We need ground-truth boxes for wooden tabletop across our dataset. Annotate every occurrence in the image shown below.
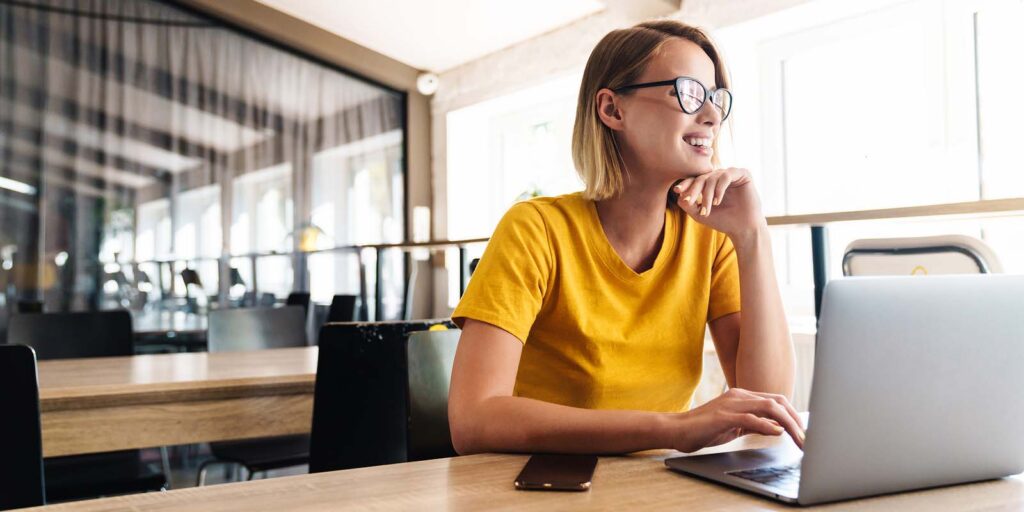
[30,433,1024,511]
[38,347,317,457]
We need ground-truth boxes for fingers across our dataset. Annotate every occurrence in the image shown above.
[672,169,739,217]
[673,178,702,216]
[711,175,731,209]
[745,397,804,449]
[732,413,786,438]
[751,391,805,431]
[699,176,718,217]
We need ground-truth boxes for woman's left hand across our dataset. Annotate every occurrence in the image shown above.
[672,168,766,238]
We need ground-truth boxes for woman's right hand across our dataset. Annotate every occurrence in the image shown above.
[669,388,805,453]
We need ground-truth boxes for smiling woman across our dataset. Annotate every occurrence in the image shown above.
[447,20,802,457]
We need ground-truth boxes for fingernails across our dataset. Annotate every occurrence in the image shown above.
[700,207,708,216]
[798,431,806,442]
[713,197,721,206]
[773,425,785,434]
[682,195,691,203]
[673,185,682,193]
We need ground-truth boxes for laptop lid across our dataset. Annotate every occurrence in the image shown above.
[798,274,1024,505]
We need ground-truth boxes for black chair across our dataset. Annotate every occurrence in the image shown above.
[0,345,45,510]
[15,299,44,314]
[286,292,311,317]
[326,294,358,323]
[308,319,458,473]
[6,310,167,502]
[198,306,310,485]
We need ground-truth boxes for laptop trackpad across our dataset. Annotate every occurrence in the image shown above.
[665,443,804,498]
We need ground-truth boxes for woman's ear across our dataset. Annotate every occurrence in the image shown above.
[595,88,625,131]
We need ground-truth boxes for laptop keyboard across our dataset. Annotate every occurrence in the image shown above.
[727,462,801,492]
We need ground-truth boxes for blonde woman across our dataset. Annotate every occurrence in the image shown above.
[448,20,804,455]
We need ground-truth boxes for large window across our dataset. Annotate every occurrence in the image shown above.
[706,0,1024,321]
[0,0,406,319]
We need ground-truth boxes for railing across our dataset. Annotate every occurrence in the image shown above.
[767,198,1024,318]
[126,198,1024,321]
[131,238,490,321]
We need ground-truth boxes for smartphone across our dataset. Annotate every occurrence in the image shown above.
[513,454,598,491]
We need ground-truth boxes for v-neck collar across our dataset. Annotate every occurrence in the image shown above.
[586,198,679,283]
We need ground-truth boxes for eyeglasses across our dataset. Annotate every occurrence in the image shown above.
[614,76,732,121]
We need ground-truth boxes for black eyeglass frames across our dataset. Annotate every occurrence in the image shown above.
[614,76,732,121]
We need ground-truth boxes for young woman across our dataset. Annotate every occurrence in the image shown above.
[448,20,803,455]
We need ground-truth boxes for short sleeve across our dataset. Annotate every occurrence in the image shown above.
[451,202,552,343]
[707,231,741,322]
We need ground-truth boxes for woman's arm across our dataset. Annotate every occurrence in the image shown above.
[730,224,796,397]
[676,168,796,400]
[708,225,796,398]
[449,318,805,455]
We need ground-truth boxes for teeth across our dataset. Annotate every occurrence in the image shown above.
[685,137,710,147]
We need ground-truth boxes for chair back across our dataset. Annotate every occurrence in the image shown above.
[326,294,358,323]
[308,319,455,473]
[406,329,460,460]
[0,345,45,509]
[286,292,311,316]
[8,310,133,360]
[843,235,1003,276]
[207,306,307,352]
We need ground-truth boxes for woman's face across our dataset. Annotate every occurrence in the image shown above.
[608,38,724,183]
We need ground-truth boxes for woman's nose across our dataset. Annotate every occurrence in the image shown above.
[695,99,722,126]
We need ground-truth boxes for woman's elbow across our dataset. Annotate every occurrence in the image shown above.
[449,404,484,455]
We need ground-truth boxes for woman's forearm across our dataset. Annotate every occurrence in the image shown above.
[730,222,796,397]
[452,395,674,455]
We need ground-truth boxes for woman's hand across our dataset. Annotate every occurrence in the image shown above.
[672,168,765,238]
[669,388,805,453]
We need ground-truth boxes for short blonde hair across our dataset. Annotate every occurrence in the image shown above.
[571,20,730,201]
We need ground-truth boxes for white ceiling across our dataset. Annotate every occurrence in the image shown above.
[255,0,607,73]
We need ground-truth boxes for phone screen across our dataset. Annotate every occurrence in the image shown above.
[514,454,598,491]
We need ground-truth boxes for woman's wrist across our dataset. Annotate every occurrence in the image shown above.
[728,221,770,254]
[649,411,687,450]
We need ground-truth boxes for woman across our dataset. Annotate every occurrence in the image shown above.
[448,19,803,455]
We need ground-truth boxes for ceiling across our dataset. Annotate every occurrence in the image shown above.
[254,0,608,73]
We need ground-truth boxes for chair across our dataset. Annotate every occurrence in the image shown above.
[286,292,311,316]
[6,310,168,502]
[308,320,458,473]
[198,306,309,485]
[15,299,44,314]
[0,345,45,510]
[842,235,1003,276]
[326,294,358,323]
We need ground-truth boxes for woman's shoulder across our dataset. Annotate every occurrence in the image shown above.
[500,192,589,228]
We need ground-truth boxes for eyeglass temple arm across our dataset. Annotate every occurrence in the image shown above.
[613,80,677,93]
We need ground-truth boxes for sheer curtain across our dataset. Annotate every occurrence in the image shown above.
[0,0,405,327]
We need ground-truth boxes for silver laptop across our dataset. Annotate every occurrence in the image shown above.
[666,274,1024,505]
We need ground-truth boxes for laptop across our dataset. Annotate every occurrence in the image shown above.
[665,274,1024,505]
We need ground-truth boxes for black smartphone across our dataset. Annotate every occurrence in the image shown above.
[513,454,598,491]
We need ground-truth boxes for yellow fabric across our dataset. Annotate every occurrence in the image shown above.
[452,192,741,412]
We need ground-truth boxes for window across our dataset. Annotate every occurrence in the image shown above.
[308,129,405,316]
[445,73,584,306]
[232,163,294,255]
[713,0,1024,322]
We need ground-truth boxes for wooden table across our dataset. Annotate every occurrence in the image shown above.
[29,432,1024,510]
[38,346,317,457]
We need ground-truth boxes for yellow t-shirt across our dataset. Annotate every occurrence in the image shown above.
[451,192,741,412]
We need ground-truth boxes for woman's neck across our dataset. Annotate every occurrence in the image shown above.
[593,178,674,274]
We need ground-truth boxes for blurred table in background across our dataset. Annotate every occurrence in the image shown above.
[132,310,207,353]
[37,346,316,457]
